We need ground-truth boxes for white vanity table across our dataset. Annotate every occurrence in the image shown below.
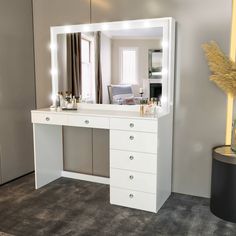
[31,17,175,213]
[32,106,173,213]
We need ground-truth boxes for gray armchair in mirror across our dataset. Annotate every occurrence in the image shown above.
[107,85,143,105]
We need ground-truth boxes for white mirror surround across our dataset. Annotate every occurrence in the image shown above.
[50,18,175,112]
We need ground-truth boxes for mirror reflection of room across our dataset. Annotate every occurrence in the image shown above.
[57,27,163,105]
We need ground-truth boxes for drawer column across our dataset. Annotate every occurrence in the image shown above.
[109,117,158,212]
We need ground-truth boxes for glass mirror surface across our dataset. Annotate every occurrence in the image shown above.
[56,27,163,104]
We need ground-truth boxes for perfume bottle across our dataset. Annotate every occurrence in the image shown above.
[140,99,147,116]
[140,104,144,116]
[59,92,65,108]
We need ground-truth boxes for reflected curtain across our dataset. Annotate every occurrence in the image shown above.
[95,31,103,104]
[67,33,82,97]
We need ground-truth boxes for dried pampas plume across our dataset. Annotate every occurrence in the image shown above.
[202,41,236,97]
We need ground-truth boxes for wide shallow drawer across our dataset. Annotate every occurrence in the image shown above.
[110,187,156,212]
[110,118,157,133]
[32,113,68,125]
[68,115,109,129]
[110,168,156,194]
[110,150,157,174]
[110,130,157,154]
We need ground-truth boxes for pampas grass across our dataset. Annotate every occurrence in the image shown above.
[202,41,236,96]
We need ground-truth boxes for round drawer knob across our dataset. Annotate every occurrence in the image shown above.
[129,175,134,180]
[129,136,134,140]
[46,117,50,121]
[129,155,134,160]
[85,120,89,124]
[130,123,134,128]
[129,194,134,199]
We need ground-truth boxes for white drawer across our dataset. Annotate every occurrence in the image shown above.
[31,113,68,125]
[110,168,156,194]
[110,187,156,212]
[110,118,157,133]
[110,150,157,174]
[110,130,157,154]
[68,115,109,129]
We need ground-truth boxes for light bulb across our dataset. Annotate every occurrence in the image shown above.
[102,23,109,31]
[49,43,57,51]
[50,68,58,76]
[143,21,151,28]
[161,41,168,49]
[64,26,72,33]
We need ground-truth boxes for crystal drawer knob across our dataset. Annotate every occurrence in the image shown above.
[129,194,134,199]
[129,123,134,128]
[129,175,134,180]
[85,120,89,124]
[129,136,134,140]
[129,155,134,160]
[46,117,50,121]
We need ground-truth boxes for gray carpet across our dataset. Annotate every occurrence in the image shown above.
[0,174,235,236]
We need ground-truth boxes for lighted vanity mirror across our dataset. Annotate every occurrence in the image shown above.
[50,18,175,108]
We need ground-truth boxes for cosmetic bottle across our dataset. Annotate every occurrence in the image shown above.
[140,99,147,116]
[72,96,76,108]
[140,104,144,116]
[59,92,65,108]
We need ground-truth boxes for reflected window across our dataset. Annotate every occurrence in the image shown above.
[120,47,138,85]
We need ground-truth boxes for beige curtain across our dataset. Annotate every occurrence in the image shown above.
[67,33,82,97]
[95,31,103,104]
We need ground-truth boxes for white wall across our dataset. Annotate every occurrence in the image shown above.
[0,0,35,183]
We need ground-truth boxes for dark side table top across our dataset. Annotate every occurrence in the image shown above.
[213,146,236,165]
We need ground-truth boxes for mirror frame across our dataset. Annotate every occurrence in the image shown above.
[50,17,175,110]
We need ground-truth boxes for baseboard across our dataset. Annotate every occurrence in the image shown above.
[61,171,110,185]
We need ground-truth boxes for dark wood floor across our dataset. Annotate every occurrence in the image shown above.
[0,174,235,236]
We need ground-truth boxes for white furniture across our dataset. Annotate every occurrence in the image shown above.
[31,105,173,213]
[32,17,175,213]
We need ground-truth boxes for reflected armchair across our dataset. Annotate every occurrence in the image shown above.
[107,84,142,105]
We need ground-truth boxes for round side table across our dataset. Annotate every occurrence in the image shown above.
[211,146,236,223]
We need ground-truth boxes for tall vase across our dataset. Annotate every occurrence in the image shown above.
[231,119,236,152]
